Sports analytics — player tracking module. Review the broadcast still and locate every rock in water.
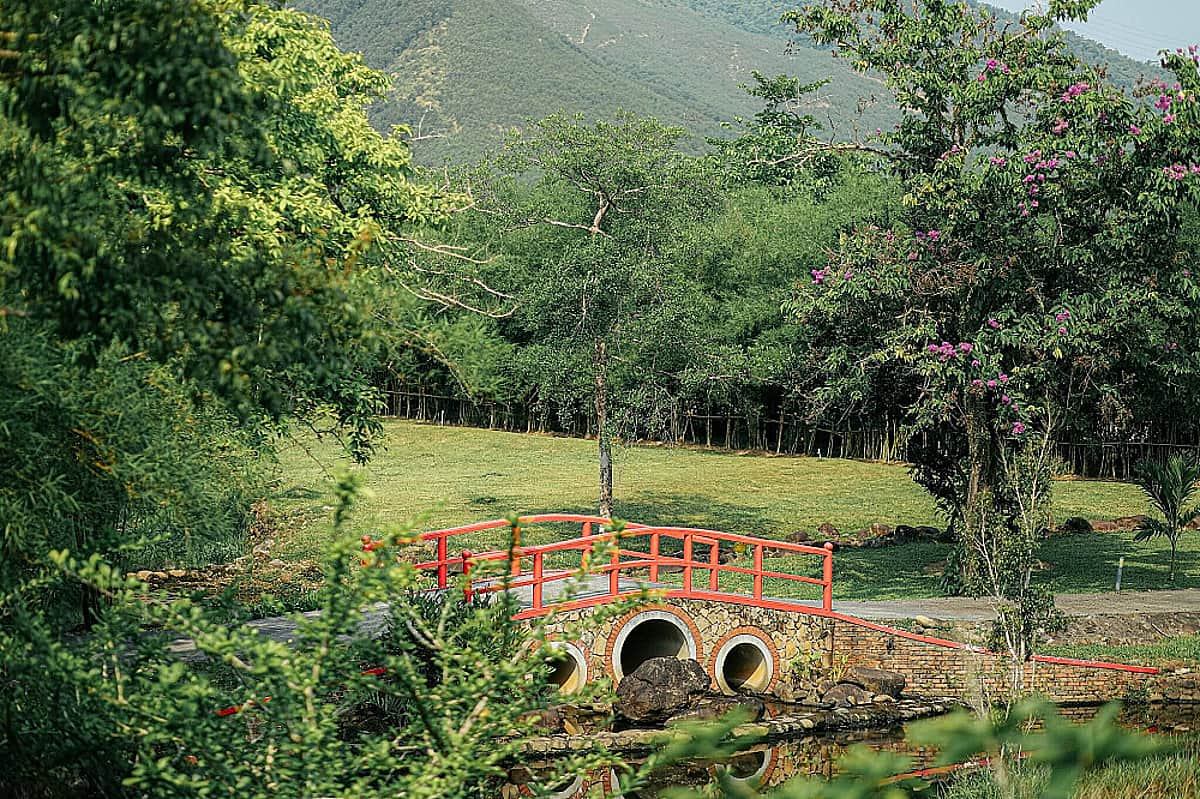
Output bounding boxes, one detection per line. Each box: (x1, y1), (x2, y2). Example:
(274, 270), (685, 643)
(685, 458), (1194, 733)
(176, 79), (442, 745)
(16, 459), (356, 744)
(843, 666), (907, 698)
(665, 694), (765, 726)
(822, 682), (874, 707)
(616, 658), (712, 724)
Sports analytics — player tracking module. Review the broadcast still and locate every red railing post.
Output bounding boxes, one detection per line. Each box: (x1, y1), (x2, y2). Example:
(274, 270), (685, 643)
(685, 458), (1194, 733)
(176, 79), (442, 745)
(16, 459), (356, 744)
(461, 550), (473, 602)
(437, 536), (448, 588)
(649, 532), (660, 582)
(582, 521), (592, 538)
(709, 542), (720, 591)
(682, 534), (693, 594)
(511, 525), (522, 576)
(533, 551), (543, 611)
(823, 542), (834, 611)
(753, 544), (763, 599)
(609, 542), (620, 596)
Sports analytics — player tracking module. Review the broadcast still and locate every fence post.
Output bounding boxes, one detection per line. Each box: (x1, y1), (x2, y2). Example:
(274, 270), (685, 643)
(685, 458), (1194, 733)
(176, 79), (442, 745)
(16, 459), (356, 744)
(709, 542), (720, 591)
(533, 551), (543, 610)
(583, 521), (592, 538)
(753, 545), (763, 599)
(437, 536), (448, 588)
(823, 542), (834, 611)
(461, 550), (473, 602)
(682, 534), (693, 594)
(649, 532), (660, 582)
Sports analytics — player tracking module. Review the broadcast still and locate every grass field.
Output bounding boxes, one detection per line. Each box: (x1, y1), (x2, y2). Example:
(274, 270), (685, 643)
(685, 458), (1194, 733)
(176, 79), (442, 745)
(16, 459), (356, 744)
(270, 420), (1200, 598)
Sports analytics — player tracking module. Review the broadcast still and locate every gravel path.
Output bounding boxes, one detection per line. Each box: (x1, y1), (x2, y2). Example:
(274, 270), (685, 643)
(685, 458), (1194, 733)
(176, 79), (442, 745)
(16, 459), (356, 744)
(833, 588), (1200, 622)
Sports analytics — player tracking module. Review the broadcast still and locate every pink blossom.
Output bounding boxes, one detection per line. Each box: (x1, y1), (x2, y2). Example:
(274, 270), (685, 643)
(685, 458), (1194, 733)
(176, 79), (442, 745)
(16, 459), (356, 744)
(1156, 94), (1172, 111)
(972, 379), (985, 387)
(908, 252), (919, 261)
(1065, 151), (1076, 159)
(1053, 119), (1069, 135)
(987, 379), (998, 388)
(1001, 395), (1012, 404)
(958, 342), (973, 353)
(971, 359), (981, 367)
(989, 155), (1007, 166)
(988, 318), (1000, 329)
(1165, 113), (1176, 124)
(999, 374), (1009, 383)
(1055, 311), (1070, 322)
(1058, 327), (1067, 335)
(844, 270), (853, 280)
(1129, 124), (1142, 135)
(1013, 421), (1026, 434)
(1061, 82), (1090, 102)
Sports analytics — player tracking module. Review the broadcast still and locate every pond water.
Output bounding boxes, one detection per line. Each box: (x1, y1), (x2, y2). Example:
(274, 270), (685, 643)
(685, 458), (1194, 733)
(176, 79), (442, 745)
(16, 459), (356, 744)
(502, 703), (1200, 798)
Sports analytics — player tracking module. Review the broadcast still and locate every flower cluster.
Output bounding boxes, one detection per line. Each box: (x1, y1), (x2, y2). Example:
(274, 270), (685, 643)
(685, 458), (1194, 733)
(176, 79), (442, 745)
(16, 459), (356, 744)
(1163, 163), (1200, 180)
(989, 155), (1007, 166)
(927, 341), (974, 361)
(1052, 119), (1069, 135)
(976, 58), (1010, 81)
(1060, 81), (1090, 102)
(811, 266), (833, 284)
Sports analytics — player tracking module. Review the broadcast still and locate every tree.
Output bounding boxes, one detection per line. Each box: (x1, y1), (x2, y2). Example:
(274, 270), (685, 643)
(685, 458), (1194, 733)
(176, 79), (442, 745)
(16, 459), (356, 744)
(0, 0), (470, 623)
(781, 0), (1200, 680)
(480, 113), (718, 517)
(1133, 455), (1200, 582)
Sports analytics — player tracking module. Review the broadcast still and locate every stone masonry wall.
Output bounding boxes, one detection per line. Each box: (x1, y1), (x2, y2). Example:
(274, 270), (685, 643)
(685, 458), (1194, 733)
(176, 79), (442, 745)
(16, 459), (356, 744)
(537, 599), (1162, 704)
(830, 617), (1155, 704)
(540, 599), (831, 696)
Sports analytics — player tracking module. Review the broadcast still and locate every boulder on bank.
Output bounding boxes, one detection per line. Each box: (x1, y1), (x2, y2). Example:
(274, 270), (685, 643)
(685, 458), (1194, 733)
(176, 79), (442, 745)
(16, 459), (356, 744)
(616, 658), (712, 724)
(843, 666), (906, 698)
(1057, 516), (1093, 535)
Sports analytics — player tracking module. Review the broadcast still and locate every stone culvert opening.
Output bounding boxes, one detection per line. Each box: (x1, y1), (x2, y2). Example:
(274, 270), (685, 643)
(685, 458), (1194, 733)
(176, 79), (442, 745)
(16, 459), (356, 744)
(546, 642), (588, 694)
(714, 634), (774, 694)
(612, 611), (698, 680)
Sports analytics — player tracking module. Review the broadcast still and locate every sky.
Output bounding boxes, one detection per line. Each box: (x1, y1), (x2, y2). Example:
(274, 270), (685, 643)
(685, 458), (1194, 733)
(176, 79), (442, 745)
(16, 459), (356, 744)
(984, 0), (1200, 62)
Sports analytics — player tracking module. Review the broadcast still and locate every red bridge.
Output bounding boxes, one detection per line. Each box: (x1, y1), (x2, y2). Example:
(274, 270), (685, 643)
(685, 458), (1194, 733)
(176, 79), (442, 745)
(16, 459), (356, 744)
(364, 514), (1159, 702)
(390, 513), (834, 619)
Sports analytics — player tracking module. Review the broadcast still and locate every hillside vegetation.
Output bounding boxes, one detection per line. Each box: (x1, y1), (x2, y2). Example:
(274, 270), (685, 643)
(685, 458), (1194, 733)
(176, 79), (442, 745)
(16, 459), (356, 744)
(295, 0), (1165, 164)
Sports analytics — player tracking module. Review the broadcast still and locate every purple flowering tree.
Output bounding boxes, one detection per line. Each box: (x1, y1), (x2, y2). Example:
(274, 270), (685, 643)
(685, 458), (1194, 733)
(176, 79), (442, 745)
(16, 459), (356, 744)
(783, 0), (1200, 678)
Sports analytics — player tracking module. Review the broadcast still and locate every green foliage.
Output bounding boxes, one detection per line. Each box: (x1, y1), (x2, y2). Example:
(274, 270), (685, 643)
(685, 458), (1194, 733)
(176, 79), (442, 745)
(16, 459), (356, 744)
(1131, 455), (1200, 581)
(0, 0), (474, 627)
(778, 0), (1200, 682)
(0, 481), (605, 797)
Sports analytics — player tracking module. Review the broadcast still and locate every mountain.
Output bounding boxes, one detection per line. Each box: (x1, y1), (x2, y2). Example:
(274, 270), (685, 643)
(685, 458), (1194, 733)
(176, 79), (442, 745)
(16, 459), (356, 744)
(293, 0), (1167, 165)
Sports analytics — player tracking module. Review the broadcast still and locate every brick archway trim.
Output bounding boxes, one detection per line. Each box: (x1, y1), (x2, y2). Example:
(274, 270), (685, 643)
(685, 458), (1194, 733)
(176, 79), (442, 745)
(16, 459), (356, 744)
(708, 625), (781, 694)
(604, 604), (704, 681)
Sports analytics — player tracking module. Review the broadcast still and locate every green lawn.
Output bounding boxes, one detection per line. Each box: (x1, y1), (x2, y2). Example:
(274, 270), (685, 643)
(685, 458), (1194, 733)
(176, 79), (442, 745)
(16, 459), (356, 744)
(271, 419), (1193, 597)
(1043, 634), (1200, 667)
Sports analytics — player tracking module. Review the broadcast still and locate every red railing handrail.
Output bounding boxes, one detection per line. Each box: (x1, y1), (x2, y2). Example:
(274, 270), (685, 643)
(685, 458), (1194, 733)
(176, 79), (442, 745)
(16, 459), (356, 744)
(368, 515), (837, 616)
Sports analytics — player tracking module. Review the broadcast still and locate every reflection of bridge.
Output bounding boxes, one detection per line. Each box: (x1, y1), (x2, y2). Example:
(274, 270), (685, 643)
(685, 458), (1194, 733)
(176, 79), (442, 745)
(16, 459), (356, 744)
(375, 514), (1161, 702)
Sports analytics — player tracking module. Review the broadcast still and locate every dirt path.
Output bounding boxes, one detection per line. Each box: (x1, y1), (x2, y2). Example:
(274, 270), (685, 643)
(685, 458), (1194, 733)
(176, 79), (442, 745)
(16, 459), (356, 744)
(833, 588), (1200, 622)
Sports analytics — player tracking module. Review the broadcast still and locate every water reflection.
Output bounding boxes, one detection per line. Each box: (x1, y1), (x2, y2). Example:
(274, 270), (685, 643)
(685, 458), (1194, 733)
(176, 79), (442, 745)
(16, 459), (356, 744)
(503, 703), (1200, 798)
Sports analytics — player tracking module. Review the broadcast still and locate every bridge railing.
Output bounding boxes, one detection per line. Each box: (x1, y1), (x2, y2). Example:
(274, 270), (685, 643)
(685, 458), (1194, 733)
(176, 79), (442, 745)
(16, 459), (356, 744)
(364, 514), (645, 587)
(363, 515), (835, 617)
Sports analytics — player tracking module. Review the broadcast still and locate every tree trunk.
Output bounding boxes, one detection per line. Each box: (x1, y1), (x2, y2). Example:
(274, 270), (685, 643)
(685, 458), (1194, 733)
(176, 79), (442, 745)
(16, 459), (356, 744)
(594, 339), (613, 518)
(960, 397), (1000, 591)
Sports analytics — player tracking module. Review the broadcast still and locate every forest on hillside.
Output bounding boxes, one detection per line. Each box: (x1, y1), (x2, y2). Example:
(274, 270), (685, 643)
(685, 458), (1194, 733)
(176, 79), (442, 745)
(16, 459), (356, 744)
(296, 0), (1167, 164)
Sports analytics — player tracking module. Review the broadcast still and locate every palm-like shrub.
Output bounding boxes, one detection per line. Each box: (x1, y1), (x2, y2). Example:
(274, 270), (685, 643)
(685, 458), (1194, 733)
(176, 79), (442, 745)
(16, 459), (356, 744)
(1132, 455), (1200, 582)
